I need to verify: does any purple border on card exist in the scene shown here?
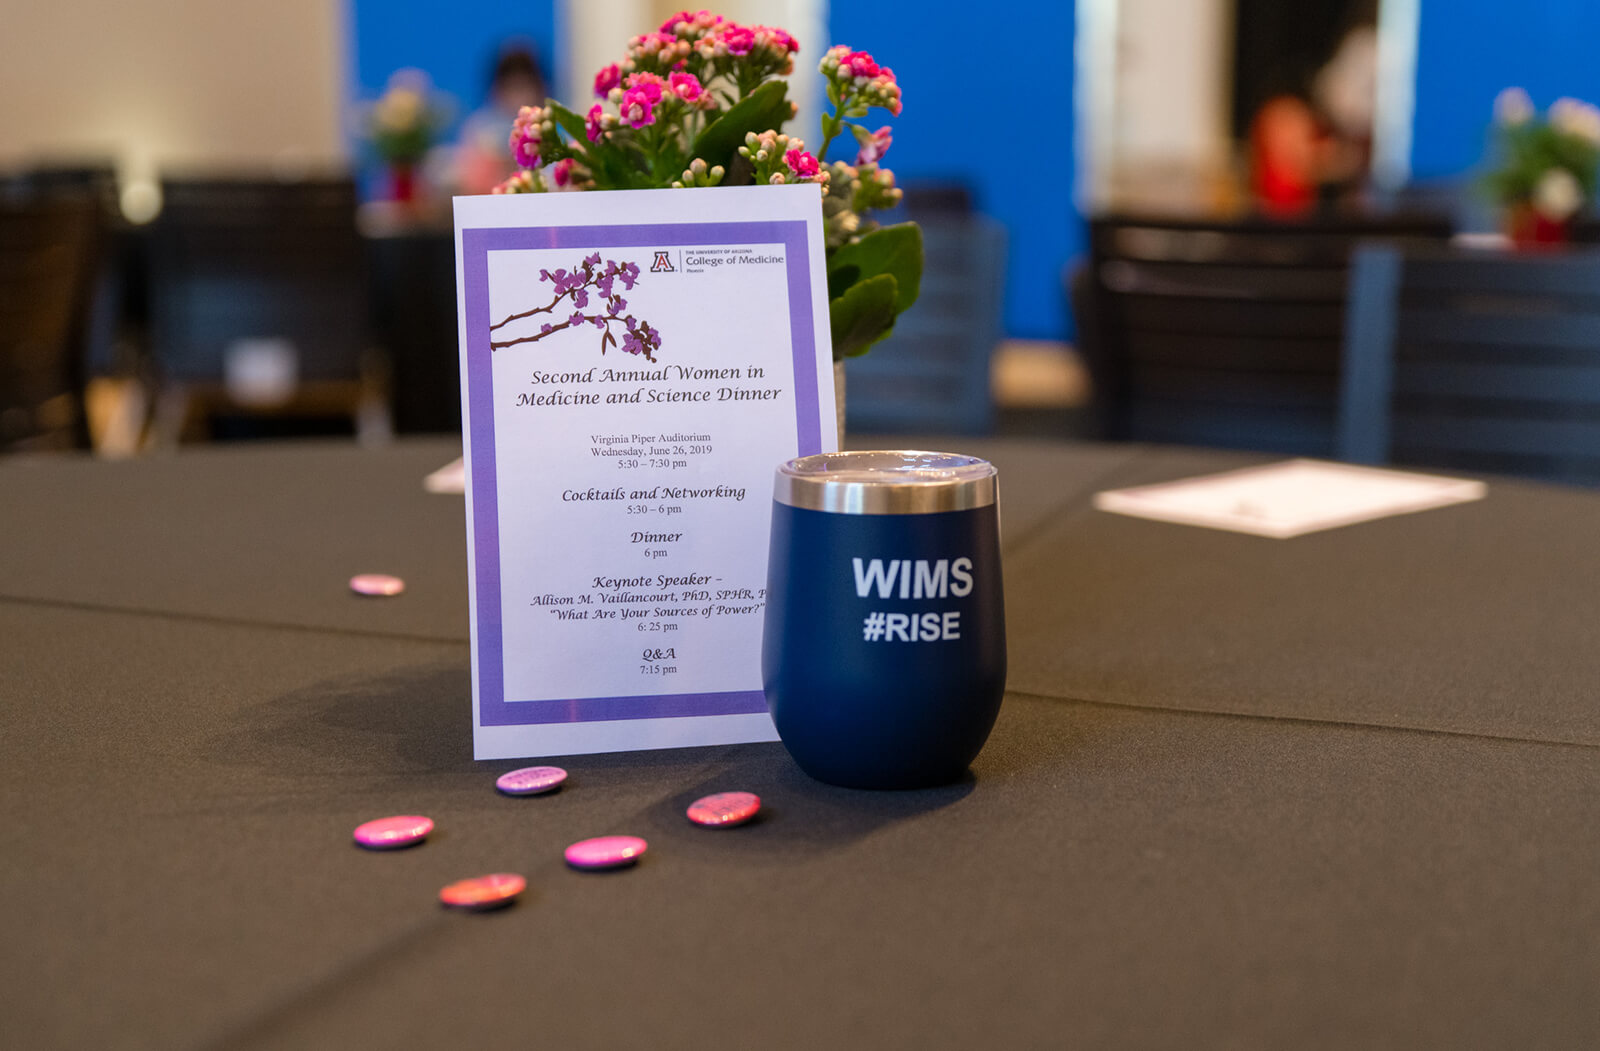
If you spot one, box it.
[462,220,819,727]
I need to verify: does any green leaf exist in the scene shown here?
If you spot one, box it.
[547,101,590,143]
[691,81,792,173]
[586,136,651,190]
[829,273,899,359]
[826,223,923,313]
[827,263,860,301]
[544,100,648,189]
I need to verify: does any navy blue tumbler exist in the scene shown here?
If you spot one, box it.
[762,451,1006,789]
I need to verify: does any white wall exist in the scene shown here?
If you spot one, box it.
[561,0,653,109]
[0,0,347,191]
[561,0,824,151]
[1111,0,1234,174]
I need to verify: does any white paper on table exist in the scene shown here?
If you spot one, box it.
[1093,459,1486,538]
[423,457,465,494]
[454,185,836,759]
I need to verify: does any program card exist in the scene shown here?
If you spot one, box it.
[1094,459,1486,538]
[455,186,835,759]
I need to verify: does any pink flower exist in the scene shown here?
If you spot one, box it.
[720,25,755,55]
[762,26,799,54]
[585,103,605,143]
[619,88,656,128]
[668,71,704,103]
[660,9,721,34]
[629,31,687,64]
[552,158,575,187]
[509,106,541,168]
[624,72,665,103]
[491,170,535,194]
[593,63,621,98]
[824,47,903,116]
[785,148,821,178]
[857,126,892,165]
[843,50,881,79]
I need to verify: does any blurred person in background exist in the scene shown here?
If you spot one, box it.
[1249,93,1324,214]
[1311,21,1377,200]
[1247,6,1376,215]
[456,44,548,195]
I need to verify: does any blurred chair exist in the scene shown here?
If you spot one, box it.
[23,162,135,385]
[23,162,122,220]
[1339,244,1600,485]
[1076,213,1451,454]
[1568,217,1600,245]
[843,216,1006,435]
[146,176,388,444]
[0,191,101,452]
[364,225,460,434]
[898,180,974,217]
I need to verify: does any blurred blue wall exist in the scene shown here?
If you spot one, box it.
[349,0,558,133]
[1412,2,1600,179]
[827,7,1079,340]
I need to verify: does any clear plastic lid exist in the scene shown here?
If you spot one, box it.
[774,450,997,514]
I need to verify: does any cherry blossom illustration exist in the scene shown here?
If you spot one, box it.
[489,252,663,361]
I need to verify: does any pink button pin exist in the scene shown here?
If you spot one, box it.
[495,765,568,796]
[349,573,405,597]
[353,814,433,850]
[439,873,526,911]
[686,791,761,828]
[564,835,648,870]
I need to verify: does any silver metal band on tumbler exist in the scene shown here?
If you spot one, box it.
[773,451,998,515]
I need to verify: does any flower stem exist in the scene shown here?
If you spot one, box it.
[818,111,842,164]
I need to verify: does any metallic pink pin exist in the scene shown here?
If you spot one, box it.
[686,791,761,828]
[564,835,648,870]
[353,814,433,850]
[495,766,568,796]
[439,873,526,911]
[349,573,405,597]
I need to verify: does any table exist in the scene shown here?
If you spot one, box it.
[3,438,1596,1049]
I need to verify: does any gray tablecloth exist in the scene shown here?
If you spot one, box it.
[2,438,1596,1050]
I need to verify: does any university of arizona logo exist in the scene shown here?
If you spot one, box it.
[650,250,676,273]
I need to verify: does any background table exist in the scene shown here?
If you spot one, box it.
[2,438,1596,1049]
